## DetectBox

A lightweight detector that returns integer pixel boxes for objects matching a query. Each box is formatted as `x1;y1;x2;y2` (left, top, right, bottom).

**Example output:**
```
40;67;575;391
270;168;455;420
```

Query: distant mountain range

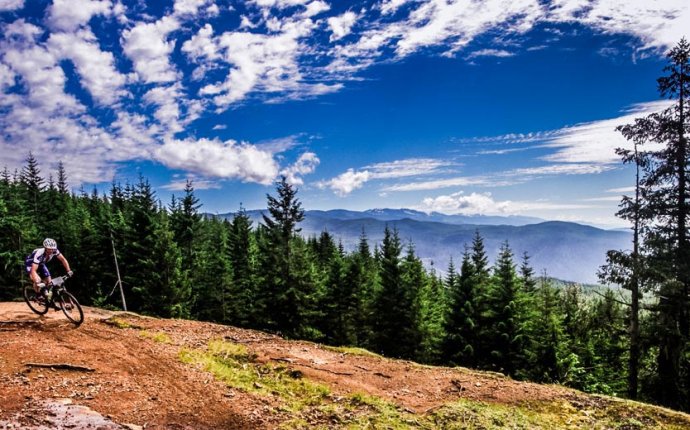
212;209;632;284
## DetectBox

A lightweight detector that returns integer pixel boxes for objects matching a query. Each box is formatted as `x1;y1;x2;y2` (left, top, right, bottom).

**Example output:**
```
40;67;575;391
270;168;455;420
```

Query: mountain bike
23;274;84;326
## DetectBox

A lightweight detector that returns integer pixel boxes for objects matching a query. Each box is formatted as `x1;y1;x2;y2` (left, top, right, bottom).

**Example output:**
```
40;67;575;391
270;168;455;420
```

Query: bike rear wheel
57;291;84;326
23;285;49;315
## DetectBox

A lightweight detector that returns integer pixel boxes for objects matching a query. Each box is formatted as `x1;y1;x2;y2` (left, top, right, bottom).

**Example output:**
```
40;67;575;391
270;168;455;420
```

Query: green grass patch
322;345;383;359
139;330;172;344
179;339;330;413
179;340;690;429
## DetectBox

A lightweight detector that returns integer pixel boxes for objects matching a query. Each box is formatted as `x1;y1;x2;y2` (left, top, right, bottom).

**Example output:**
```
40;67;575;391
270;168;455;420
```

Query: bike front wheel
57;291;84;326
23;285;49;315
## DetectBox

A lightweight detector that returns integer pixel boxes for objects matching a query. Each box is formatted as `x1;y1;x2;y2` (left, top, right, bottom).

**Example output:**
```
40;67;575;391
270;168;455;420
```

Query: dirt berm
1;302;689;429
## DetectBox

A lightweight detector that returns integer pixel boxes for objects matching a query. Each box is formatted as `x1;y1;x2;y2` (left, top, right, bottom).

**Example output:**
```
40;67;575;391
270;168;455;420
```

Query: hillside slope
1;303;689;429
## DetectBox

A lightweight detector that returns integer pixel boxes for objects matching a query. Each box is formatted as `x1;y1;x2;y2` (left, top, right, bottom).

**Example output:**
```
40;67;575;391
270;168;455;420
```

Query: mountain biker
25;238;73;299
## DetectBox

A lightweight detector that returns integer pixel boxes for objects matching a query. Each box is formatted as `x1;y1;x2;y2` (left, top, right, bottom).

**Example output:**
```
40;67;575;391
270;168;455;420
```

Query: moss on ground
139;330;172;344
179;339;690;429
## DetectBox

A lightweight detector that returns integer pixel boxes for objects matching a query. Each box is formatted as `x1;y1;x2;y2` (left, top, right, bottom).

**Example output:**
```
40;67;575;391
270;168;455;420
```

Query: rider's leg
38;264;52;296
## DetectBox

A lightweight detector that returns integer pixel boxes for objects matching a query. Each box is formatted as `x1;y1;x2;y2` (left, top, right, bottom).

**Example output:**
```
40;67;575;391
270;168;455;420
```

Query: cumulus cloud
318;168;371;196
190;16;321;109
47;30;127;105
328;11;357;41
419;191;596;215
281;151;320;185
421;192;509;214
173;0;214;17
46;0;112;32
0;0;24;12
122;16;181;83
155;138;279;184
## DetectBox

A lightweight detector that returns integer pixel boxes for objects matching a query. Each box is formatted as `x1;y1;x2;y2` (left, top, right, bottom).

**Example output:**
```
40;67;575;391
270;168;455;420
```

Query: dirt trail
0;301;686;429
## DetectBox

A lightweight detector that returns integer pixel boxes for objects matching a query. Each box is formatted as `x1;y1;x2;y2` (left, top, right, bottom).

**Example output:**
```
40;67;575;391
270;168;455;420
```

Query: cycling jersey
25;248;61;279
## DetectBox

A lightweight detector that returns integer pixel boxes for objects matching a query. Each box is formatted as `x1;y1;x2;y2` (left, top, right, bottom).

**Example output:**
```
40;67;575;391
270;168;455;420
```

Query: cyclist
25;238;73;299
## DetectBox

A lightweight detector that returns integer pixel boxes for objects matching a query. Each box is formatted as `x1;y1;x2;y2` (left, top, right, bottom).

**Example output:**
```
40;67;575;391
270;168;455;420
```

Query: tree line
0;38;687;413
0;158;629;401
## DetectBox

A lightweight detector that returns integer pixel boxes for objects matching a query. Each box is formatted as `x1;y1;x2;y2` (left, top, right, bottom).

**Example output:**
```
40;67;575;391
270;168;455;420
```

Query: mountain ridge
211;209;631;284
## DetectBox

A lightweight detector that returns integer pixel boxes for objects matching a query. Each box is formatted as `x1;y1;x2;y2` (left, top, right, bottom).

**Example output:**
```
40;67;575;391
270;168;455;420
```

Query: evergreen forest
0;38;688;413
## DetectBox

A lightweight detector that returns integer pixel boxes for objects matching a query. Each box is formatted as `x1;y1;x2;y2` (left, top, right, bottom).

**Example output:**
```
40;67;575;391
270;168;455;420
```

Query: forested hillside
0;157;656;407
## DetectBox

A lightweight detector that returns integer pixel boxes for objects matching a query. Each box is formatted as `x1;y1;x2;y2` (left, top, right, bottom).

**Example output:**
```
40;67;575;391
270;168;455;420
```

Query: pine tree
520;252;537;293
487;241;527;376
227;207;257;327
150;211;192;318
170;180;202;266
443;246;479;366
56;161;69;195
259;176;314;337
192;217;232;322
20;152;44;220
123;176;160;313
605;38;690;408
371;226;417;358
525;275;565;383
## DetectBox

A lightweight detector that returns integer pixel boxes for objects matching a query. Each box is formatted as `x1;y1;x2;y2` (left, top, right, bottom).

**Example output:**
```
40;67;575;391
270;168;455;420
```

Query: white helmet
43;238;57;249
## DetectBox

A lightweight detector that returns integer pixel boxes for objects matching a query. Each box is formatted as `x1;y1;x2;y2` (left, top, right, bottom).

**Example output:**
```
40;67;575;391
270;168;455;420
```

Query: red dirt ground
0;301;687;429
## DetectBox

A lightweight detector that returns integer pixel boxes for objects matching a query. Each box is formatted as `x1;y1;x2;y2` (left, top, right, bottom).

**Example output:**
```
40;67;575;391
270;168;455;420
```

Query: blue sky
0;0;688;227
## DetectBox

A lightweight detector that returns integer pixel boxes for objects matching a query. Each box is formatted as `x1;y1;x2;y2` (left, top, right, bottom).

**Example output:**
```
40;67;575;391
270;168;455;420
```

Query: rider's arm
57;254;72;274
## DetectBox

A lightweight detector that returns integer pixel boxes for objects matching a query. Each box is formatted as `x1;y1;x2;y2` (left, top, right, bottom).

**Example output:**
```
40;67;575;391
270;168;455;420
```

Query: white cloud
421;191;509;214
47;30;127;105
155;138;279;184
0;62;14;89
122;16;180;83
250;0;311;8
509;163;615;176
0;0;24;12
607;186;635;193
181;23;220;61
162;178;221;190
173;0;212;17
328;11;357;41
47;0;112;32
383;176;490;192
143;83;184;134
281;151;320;185
466;48;514;59
212;124;227;130
2;39;82;115
380;0;411;15
540;100;673;164
418;191;596;215
547;0;690;52
319;158;455;195
302;1;330;18
318;168;371;196
192;16;319;109
366;158;454;179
